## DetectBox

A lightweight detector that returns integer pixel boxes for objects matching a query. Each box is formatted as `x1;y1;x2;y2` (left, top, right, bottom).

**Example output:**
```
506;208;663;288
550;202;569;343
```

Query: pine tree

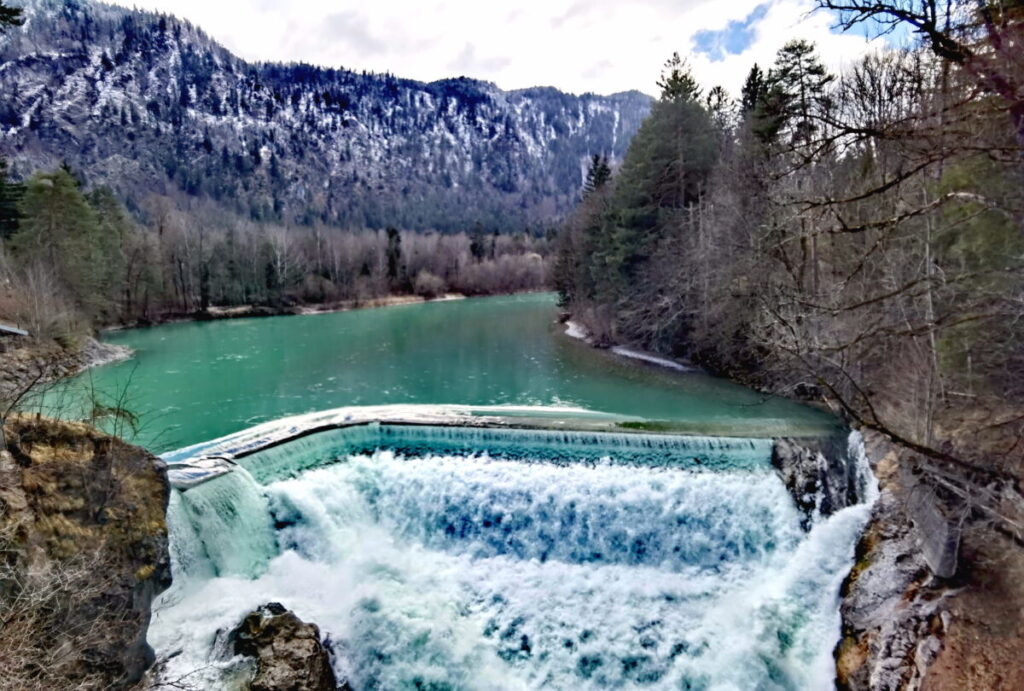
11;170;110;320
470;222;487;261
590;95;717;304
740;64;765;115
582;154;612;198
385;227;404;287
705;86;731;130
768;40;834;148
656;53;702;103
0;158;25;239
749;75;792;145
0;1;23;32
742;44;832;148
705;86;728;112
88;187;131;319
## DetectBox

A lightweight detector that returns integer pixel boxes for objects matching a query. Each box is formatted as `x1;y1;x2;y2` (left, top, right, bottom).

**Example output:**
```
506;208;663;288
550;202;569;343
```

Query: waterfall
224;423;776;488
849;430;880;505
151;423;875;690
165;491;215;582
374;425;772;470
169;468;277;578
236;423;382;484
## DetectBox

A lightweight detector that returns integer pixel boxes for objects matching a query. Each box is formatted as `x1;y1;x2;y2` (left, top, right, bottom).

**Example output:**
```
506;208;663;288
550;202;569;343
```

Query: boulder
231;602;340;691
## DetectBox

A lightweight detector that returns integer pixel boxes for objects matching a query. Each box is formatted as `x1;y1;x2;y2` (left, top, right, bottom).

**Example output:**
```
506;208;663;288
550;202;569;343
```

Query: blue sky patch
692;3;910;65
692;4;769;62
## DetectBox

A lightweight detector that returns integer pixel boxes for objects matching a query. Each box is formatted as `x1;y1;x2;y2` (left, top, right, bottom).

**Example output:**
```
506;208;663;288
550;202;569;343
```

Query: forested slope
556;4;1024;685
557;4;1023;506
0;0;650;232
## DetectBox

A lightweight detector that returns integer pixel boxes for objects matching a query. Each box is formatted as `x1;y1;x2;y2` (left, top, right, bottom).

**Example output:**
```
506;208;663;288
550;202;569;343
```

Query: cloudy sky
105;0;891;96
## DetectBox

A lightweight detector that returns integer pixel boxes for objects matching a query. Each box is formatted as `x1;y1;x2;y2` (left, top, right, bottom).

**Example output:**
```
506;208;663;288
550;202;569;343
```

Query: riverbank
561;309;1024;690
556;317;842;425
0;415;170;689
561;318;696;373
105;293;471;331
0;337;132;406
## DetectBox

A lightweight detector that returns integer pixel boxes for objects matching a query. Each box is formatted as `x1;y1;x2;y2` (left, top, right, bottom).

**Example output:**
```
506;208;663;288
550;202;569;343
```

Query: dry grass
0;417;170;689
0;506;122;690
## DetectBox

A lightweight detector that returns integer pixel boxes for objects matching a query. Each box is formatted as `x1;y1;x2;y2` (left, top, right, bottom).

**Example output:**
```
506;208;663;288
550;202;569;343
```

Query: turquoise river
54;293;836;452
50;292;872;690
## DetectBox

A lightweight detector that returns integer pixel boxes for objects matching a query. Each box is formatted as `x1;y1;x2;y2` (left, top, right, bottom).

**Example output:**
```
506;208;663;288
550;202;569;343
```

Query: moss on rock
0;415;170;689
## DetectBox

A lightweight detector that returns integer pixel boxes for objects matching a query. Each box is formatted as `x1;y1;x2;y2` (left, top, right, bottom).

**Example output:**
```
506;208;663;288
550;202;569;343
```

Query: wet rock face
772;434;864;528
772;431;956;689
834;437;954;691
231;603;340;691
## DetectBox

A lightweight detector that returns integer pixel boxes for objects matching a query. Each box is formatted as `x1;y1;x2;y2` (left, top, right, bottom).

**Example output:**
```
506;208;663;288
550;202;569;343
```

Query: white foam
152;451;871;689
564;320;590;341
610;346;695;372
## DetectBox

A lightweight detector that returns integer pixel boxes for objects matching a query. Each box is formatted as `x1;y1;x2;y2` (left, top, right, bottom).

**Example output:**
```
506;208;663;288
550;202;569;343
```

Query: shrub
412;270;446;299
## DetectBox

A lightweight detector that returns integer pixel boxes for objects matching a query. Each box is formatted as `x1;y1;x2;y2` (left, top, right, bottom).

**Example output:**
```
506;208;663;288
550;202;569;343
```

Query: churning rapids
150;420;877;690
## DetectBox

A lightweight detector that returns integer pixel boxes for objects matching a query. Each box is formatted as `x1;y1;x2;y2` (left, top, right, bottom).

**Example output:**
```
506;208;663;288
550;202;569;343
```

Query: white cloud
103;0;885;95
688;0;886;95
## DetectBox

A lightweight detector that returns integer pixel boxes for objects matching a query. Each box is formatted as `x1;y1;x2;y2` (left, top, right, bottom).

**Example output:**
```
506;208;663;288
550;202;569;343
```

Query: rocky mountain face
833;433;954;691
0;0;651;232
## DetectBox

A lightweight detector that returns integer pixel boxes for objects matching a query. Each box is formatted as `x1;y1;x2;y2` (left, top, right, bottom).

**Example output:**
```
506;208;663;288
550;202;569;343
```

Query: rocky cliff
0;415;170;689
832;434;950;690
770;431;974;690
833;432;1024;691
0;0;651;232
772;432;872;529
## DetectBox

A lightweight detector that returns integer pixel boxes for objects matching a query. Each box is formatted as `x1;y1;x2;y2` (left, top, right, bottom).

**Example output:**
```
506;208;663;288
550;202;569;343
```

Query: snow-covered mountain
0;0;651;231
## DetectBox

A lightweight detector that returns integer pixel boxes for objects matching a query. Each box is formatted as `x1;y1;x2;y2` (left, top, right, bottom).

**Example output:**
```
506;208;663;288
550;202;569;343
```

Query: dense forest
556;2;1023;538
0;162;552;339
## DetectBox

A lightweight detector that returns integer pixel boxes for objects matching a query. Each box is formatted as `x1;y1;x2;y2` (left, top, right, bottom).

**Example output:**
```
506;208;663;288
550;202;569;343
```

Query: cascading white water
232;423;777;481
151;428;874;690
167;467;277;577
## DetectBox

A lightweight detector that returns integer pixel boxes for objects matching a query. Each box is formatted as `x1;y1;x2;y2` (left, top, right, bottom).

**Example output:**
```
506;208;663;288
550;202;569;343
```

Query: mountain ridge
0;0;652;232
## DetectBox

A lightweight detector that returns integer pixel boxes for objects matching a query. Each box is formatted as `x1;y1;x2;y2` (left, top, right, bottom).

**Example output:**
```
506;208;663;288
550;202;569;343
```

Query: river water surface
66;292;868;690
62;293;835;452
